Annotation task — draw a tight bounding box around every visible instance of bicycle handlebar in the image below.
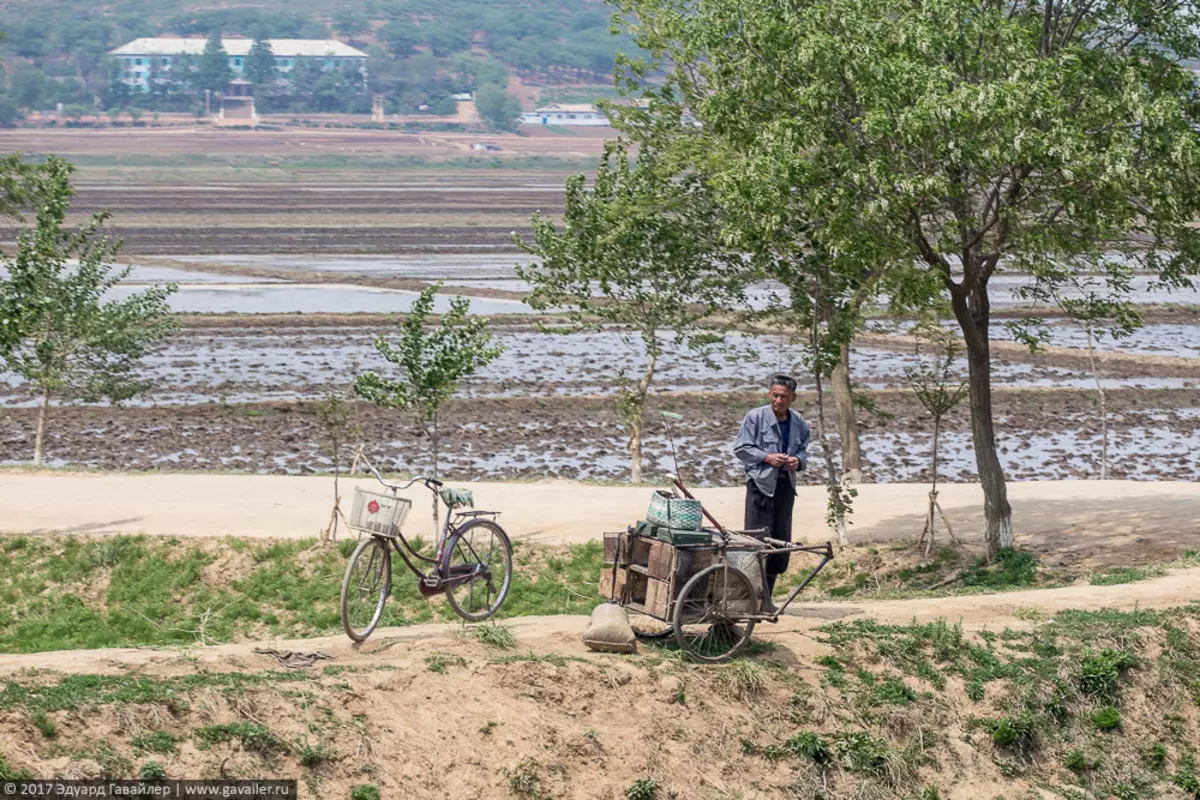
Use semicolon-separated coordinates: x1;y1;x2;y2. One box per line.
363;460;442;493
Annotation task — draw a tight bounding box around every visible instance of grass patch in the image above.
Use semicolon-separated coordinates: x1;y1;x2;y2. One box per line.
139;761;167;781
194;721;288;758
474;623;517;650
425;652;468;674
350;787;381;800
132;731;178;755
0;534;610;653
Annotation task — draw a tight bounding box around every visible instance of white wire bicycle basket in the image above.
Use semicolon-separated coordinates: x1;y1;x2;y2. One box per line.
350;487;412;537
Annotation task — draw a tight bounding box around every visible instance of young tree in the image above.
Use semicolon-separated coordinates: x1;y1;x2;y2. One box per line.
0;156;176;465
905;328;968;556
515;141;747;483
196;30;232;93
611;0;1200;559
244;39;277;87
317;390;362;543
474;84;521;132
354;284;502;527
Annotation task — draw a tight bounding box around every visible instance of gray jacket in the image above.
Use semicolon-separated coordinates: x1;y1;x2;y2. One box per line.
733;405;810;497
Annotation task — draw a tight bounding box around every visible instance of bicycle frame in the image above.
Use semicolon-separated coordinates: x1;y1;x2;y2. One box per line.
355;456;500;595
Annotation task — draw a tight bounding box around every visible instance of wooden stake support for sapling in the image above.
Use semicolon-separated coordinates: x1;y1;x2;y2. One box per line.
905;330;969;557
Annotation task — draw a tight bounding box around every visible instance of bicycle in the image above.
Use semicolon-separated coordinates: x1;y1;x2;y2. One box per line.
340;458;513;642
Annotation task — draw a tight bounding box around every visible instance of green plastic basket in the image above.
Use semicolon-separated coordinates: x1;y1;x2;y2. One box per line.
646;490;703;530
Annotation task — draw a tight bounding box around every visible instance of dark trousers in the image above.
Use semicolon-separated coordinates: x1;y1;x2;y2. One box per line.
744;471;795;581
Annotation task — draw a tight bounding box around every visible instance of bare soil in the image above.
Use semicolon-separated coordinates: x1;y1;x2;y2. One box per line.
0;567;1196;799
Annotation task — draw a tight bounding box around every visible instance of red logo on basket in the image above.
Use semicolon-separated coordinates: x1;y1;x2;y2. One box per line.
367;500;380;515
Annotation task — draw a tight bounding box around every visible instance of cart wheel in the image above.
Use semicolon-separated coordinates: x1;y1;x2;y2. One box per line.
627;611;673;641
672;564;756;663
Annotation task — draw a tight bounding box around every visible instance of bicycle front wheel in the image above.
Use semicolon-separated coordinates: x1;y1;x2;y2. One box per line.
442;519;513;622
341;537;392;642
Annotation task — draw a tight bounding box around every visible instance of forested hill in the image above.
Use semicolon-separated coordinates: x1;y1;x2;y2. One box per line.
0;0;633;120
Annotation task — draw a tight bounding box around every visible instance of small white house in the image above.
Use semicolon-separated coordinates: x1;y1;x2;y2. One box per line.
519;103;611;127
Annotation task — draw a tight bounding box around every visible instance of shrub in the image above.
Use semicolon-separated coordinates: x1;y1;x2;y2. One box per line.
986;716;1036;750
350;786;381;800
784;732;830;764
1078;649;1137;701
139;761;167;781
1092;706;1121;731
626;778;658;800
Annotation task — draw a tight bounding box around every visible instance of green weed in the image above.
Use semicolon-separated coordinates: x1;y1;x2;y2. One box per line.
194;722;288;758
138;761;167;781
505;758;547;799
31;711;57;738
425;652;468;673
132;731;178;755
1092;706;1122;730
350;786;381;800
475;624;517;650
0;751;32;780
625;778;658;800
962;549;1038;588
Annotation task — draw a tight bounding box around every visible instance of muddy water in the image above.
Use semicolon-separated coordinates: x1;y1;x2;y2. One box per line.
7;326;1191;408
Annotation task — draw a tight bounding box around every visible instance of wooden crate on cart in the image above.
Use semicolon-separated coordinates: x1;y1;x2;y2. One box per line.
600;525;717;620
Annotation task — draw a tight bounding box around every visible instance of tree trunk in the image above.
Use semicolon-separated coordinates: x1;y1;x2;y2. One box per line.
430;413;440;533
627;348;658;484
831;342;862;483
33;386;50;466
1085;323;1108;480
930;415;941;492
951;287;1013;560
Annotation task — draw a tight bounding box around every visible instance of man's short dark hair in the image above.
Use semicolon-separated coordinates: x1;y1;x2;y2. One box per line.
770;374;797;393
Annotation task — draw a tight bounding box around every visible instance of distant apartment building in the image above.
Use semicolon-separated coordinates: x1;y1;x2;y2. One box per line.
109;38;368;91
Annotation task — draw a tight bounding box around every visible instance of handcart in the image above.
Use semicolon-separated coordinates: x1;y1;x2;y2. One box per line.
600;412;834;662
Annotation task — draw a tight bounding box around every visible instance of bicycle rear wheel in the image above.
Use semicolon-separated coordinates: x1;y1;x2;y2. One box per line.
442;519;513;622
672;564;756;662
341;537;392;642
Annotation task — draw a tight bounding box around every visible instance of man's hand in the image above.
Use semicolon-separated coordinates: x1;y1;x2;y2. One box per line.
763;453;789;468
785;456;800;471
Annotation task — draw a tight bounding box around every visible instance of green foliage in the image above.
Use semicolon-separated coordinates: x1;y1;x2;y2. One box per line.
782;732;830;764
475;623;517;650
516;141;747;481
138;761;167;781
611;0;1200;561
31;711;57;738
132;731;178;755
625;778;658;800
1064;749;1099;772
1092;706;1122;731
196;31;233;92
298;740;331;767
1173;755;1200;797
474;84;522;131
245;39;277;86
194;721;288;757
1078;649;1138;702
505;758;546;799
0;751;32;780
985;716;1037;750
962;550;1038;589
1144;743;1169;770
0;156;176;464
349;786;381;800
354;283;502;479
424;652;468;673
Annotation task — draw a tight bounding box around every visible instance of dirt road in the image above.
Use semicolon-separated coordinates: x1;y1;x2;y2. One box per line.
2;472;1197;549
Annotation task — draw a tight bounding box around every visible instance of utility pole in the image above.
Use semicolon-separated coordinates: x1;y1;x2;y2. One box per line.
205;89;211;116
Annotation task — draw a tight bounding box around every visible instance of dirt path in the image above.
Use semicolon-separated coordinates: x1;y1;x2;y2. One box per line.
1;564;1194;677
2;472;1198;549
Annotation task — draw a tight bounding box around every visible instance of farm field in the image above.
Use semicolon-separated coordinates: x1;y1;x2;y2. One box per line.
1;128;1200;800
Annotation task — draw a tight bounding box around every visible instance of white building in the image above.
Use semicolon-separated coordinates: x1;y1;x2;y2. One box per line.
109;38;368;91
519;103;611;127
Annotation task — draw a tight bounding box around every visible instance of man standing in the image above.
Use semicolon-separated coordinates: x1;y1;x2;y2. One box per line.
733;374;810;608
